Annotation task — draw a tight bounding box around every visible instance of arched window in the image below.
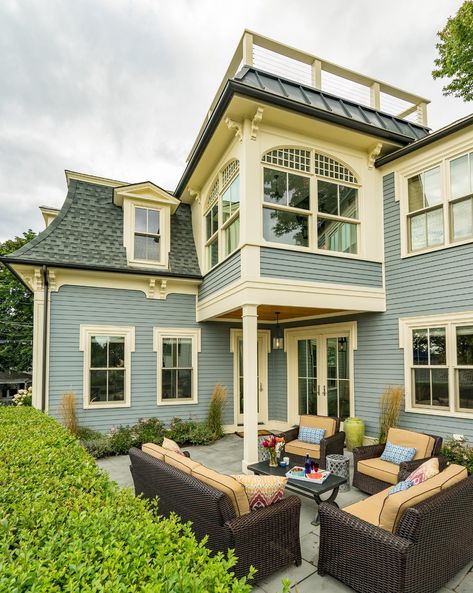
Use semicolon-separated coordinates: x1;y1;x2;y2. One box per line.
204;160;240;269
262;148;360;255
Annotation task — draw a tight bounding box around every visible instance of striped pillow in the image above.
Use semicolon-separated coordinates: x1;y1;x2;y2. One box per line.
299;426;326;444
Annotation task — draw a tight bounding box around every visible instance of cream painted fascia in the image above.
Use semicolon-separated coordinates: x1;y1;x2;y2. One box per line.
197;277;385;322
65;170;128;188
113;182;180;211
79;324;135;410
11;264;200;301
153;327;201;405
39;206;59;228
399;311;473;420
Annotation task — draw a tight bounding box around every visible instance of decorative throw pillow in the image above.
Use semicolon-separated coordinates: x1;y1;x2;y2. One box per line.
388;479;414;495
162;437;185;456
299;426;326;445
407;457;439;486
380;442;416;465
233;474;287;510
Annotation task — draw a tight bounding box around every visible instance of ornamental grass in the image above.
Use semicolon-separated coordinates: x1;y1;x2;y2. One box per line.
0;407;253;592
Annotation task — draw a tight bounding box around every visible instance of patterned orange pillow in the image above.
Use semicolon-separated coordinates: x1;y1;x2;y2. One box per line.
233;474;287;510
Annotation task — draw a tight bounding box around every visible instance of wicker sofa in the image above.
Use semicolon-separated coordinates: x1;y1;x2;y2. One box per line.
318;463;473;593
353;427;443;494
129;445;301;583
282;414;345;469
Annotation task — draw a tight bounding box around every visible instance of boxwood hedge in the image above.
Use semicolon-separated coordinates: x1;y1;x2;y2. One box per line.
0;407;253;592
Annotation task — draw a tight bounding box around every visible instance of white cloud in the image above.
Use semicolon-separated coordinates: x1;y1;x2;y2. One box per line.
0;0;470;241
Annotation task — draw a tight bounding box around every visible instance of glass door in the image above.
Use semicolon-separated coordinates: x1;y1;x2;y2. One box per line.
325;336;350;419
235;332;269;425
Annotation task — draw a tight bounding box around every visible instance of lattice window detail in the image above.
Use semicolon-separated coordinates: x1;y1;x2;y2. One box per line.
262;148;311;173
314;153;357;184
207;178;220;209
222;160;239;189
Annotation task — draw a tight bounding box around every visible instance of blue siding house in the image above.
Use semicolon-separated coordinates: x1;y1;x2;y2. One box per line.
3;31;473;468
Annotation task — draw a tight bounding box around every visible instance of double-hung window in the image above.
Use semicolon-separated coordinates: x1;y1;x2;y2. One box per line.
401;313;473;416
450;152;473;242
134;207;161;262
407;167;443;252
204;160;240;270
154;328;201;404
80;325;135;408
261;148;360;254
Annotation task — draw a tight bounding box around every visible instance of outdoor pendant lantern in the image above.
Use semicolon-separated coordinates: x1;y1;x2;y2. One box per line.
273;312;284;350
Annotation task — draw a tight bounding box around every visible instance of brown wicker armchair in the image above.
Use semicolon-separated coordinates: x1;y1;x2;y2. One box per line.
129;447;301;584
318;473;473;593
353;427;443;494
282;415;345;469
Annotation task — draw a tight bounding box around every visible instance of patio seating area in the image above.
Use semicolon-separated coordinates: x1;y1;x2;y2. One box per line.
97;434;473;593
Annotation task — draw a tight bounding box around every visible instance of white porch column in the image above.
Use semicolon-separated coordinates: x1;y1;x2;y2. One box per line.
242;303;259;472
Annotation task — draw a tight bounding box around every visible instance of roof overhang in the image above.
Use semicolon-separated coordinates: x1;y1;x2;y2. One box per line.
113;182;180;213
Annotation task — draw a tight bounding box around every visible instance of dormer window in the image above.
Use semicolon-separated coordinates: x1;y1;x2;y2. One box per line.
134;207;161;262
204;160;240;270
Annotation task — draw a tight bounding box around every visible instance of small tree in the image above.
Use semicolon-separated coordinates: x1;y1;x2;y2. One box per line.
432;1;473;101
0;231;36;372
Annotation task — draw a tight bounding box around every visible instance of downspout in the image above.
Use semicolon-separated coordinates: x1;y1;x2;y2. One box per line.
41;265;49;412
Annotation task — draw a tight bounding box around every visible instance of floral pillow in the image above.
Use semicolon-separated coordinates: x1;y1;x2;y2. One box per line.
407;457;439;485
233;474;287;510
380;442;416;465
299;426;326;445
162;437;185;456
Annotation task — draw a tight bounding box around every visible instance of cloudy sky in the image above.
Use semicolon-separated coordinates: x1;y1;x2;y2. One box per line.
0;0;471;242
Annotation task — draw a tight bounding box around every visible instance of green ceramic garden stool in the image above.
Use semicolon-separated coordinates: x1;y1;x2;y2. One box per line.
344;417;365;451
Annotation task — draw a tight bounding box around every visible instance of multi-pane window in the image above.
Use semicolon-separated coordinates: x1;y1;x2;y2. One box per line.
261;148;360;254
404;316;473;415
154;328;200;404
204;161;240;269
134;207;161;262
406;150;473;254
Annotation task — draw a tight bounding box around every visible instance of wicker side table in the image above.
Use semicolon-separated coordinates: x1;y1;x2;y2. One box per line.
326;454;350;491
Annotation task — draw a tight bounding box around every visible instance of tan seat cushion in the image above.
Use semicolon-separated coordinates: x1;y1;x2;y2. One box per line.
387;428;435;460
357;457;399;484
344;488;388;526
164;450;201;474
299;415;336;438
379;464;467;532
191;464;251;517
142;442;166;461
285;440;320;458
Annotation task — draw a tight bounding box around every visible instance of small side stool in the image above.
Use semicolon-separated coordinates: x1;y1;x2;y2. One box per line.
326;454;350;492
258;435;270;461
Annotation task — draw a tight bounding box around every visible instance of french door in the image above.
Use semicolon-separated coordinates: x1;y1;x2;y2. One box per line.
288;325;354;422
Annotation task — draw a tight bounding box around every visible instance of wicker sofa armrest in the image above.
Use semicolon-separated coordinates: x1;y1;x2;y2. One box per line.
352;443;385;463
281;426;299;444
225;495;302;582
398;455;448;481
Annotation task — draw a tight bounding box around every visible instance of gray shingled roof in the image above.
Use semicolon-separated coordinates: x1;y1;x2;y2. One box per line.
7;179;201;278
236;67;430;142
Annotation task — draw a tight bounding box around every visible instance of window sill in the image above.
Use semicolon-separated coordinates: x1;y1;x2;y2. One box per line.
84;401;131;410
402;236;473;259
128;258;168;270
405;406;473;420
261;240;367;261
157;399;198;406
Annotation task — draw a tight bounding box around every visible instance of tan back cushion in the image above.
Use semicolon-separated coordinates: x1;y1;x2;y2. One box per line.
387;428;435;460
299;415;336;438
164;450;201;475
192;464;251;517
142;442;166;461
379;464;467;532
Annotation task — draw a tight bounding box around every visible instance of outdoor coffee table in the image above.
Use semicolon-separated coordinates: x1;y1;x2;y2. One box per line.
247;460;347;526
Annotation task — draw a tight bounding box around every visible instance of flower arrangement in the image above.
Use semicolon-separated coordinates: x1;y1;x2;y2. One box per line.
12;387;32;407
261;434;285;467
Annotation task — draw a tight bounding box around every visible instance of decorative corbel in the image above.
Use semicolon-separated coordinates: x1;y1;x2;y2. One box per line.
48;270;57;292
368;143;383;169
33;268;43;292
147;278;156;299
159;279;167;299
224;117;243;142
250;106;264;140
188;188;201;204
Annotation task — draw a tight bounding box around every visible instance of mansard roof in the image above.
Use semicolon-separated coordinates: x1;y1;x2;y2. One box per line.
4;179;201;279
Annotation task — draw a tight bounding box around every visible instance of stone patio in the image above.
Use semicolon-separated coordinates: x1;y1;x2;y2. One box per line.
97;435;473;593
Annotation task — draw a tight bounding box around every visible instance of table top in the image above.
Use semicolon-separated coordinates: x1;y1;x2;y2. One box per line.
247;460;347;495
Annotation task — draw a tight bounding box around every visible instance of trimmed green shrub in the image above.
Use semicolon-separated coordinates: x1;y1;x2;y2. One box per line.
131;417;165;447
0;407;254;591
167;417;216;446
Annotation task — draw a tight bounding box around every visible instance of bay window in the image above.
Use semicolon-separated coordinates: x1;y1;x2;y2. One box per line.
261;148;360;254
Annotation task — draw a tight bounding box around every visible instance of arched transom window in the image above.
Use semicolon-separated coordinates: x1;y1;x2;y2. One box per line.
262;148;360;254
204;160;240;269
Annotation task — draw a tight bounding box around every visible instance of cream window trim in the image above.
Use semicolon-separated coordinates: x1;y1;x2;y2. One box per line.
79;325;135;410
153;327;201;405
123;200;171;270
400;312;473;419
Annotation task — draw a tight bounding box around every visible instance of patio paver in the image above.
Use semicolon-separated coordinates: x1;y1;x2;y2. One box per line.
97;434;473;592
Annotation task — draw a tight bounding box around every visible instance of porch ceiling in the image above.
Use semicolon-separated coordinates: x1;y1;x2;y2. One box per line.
217;304;343;322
